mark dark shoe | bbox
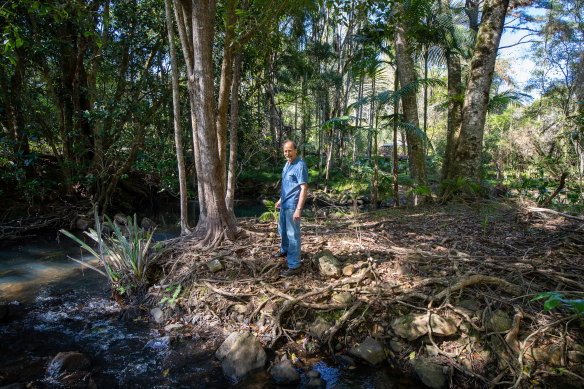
[280,267,301,277]
[272,251,287,258]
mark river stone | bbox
[307,370,321,379]
[412,359,447,389]
[207,259,224,273]
[347,337,386,365]
[216,331,267,382]
[316,250,341,278]
[151,307,164,323]
[331,292,353,306]
[47,352,91,376]
[269,359,300,384]
[489,310,512,333]
[309,316,332,339]
[391,314,457,341]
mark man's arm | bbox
[293,183,308,222]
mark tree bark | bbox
[441,51,463,182]
[394,1,427,185]
[226,50,243,212]
[165,0,189,235]
[448,0,510,182]
[179,0,238,245]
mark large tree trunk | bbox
[179,0,238,246]
[448,0,510,182]
[394,1,427,185]
[165,0,189,235]
[441,51,463,182]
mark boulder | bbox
[391,314,457,341]
[47,352,91,377]
[309,316,332,339]
[412,359,447,389]
[207,259,224,273]
[216,331,267,382]
[347,337,386,366]
[488,310,512,333]
[269,359,300,384]
[316,250,341,278]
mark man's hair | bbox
[283,140,297,149]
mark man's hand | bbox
[293,209,301,222]
[275,199,281,210]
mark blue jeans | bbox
[278,208,301,269]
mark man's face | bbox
[283,142,297,162]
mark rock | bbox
[347,337,386,366]
[316,250,341,278]
[216,331,267,382]
[391,314,457,341]
[141,217,156,230]
[489,310,512,333]
[331,292,353,306]
[269,359,300,384]
[151,307,164,323]
[145,336,172,350]
[47,352,91,377]
[207,259,224,273]
[412,359,447,389]
[309,316,332,339]
[342,265,354,276]
[390,339,405,353]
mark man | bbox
[274,140,308,276]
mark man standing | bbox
[274,140,308,276]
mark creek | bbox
[0,215,423,388]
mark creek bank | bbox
[152,201,584,388]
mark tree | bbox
[447,0,510,182]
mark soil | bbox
[152,198,584,388]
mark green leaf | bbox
[543,296,562,311]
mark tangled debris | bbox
[150,200,584,388]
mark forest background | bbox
[0,0,583,238]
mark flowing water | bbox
[0,228,424,388]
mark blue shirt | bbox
[281,157,308,209]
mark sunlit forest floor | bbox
[153,199,584,388]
